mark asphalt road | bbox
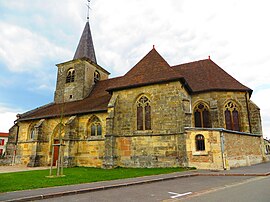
[39,175,263,202]
[183,175,270,202]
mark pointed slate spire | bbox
[73,22,97,63]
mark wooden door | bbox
[53,140,59,166]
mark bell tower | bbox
[54,20,110,103]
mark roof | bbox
[18,49,253,121]
[73,22,97,63]
[107,48,183,91]
[0,132,9,137]
[172,59,252,94]
[19,77,121,121]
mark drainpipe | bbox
[220,131,226,170]
[245,92,252,133]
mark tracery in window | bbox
[224,101,240,131]
[195,134,205,151]
[136,96,151,130]
[89,116,102,137]
[194,103,211,128]
[66,68,75,83]
[94,71,100,83]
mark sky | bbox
[0,0,270,139]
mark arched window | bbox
[136,96,151,130]
[29,127,35,140]
[94,71,100,83]
[66,68,75,83]
[195,134,205,151]
[194,103,211,128]
[89,116,102,137]
[224,101,240,131]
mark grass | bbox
[0,167,194,193]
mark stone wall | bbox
[54,59,109,103]
[248,100,263,135]
[115,134,187,168]
[191,91,252,132]
[103,81,190,168]
[185,128,266,170]
[9,112,108,167]
[185,129,224,170]
[224,131,265,167]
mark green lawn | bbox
[0,167,194,193]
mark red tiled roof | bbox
[107,48,184,91]
[19,77,122,121]
[172,59,252,94]
[0,132,9,137]
[18,49,252,121]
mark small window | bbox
[0,149,3,155]
[195,134,205,151]
[66,68,75,83]
[89,116,102,137]
[0,139,4,146]
[224,101,240,131]
[29,128,35,140]
[94,71,100,83]
[194,103,211,128]
[136,96,151,130]
[69,95,73,99]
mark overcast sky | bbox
[0,0,269,138]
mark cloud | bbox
[0,104,23,132]
[0,22,71,73]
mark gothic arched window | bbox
[66,68,75,83]
[195,134,205,151]
[94,71,100,83]
[89,116,102,137]
[136,96,151,130]
[224,101,240,131]
[29,126,35,140]
[194,103,211,128]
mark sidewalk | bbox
[0,162,270,202]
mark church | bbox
[7,19,266,170]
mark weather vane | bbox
[86,0,91,21]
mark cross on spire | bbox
[86,0,91,21]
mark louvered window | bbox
[66,69,75,83]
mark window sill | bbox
[134,130,153,135]
[86,136,105,141]
[192,151,208,156]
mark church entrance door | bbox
[53,139,59,166]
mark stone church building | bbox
[7,21,266,170]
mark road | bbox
[39,175,270,202]
[183,175,270,202]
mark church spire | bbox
[73,2,97,63]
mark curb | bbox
[197,172,270,177]
[4,173,198,202]
[3,172,270,202]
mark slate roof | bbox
[172,59,252,94]
[73,22,97,63]
[18,49,252,121]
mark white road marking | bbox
[168,191,192,199]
